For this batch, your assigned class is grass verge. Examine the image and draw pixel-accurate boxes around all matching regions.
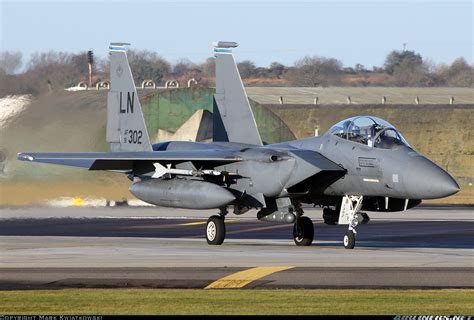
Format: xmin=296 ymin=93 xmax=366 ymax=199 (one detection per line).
xmin=0 ymin=289 xmax=473 ymax=315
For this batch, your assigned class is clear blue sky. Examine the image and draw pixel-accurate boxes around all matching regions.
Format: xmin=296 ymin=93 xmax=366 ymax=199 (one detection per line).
xmin=1 ymin=0 xmax=472 ymax=68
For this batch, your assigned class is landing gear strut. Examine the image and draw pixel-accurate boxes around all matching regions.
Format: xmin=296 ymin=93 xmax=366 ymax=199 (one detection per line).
xmin=338 ymin=195 xmax=363 ymax=249
xmin=206 ymin=208 xmax=227 ymax=245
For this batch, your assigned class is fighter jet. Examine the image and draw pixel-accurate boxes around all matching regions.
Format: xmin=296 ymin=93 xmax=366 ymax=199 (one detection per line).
xmin=18 ymin=41 xmax=460 ymax=249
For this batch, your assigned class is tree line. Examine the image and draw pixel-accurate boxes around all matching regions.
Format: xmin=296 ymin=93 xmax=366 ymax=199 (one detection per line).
xmin=0 ymin=48 xmax=472 ymax=97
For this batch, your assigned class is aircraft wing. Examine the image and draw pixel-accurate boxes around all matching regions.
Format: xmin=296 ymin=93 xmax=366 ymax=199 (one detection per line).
xmin=17 ymin=150 xmax=242 ymax=171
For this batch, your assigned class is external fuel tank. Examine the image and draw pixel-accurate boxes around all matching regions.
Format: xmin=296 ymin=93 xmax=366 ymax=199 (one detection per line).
xmin=129 ymin=179 xmax=236 ymax=209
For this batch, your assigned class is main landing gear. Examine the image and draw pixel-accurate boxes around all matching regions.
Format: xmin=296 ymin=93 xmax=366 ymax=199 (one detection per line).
xmin=293 ymin=216 xmax=314 ymax=246
xmin=205 ymin=204 xmax=316 ymax=247
xmin=292 ymin=205 xmax=314 ymax=246
xmin=206 ymin=208 xmax=227 ymax=245
xmin=206 ymin=215 xmax=225 ymax=245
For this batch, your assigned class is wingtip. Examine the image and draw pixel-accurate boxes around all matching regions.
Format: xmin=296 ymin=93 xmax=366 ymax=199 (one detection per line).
xmin=17 ymin=152 xmax=34 ymax=161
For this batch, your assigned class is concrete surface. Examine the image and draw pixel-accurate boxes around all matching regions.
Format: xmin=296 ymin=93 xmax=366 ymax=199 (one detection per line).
xmin=0 ymin=206 xmax=472 ymax=289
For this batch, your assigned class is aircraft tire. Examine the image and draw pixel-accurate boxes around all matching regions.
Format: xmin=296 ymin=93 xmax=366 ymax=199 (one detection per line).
xmin=293 ymin=216 xmax=314 ymax=246
xmin=343 ymin=230 xmax=356 ymax=249
xmin=206 ymin=215 xmax=225 ymax=245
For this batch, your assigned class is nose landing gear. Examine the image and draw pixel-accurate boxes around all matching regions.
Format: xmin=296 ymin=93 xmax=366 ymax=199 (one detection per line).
xmin=343 ymin=230 xmax=356 ymax=249
xmin=338 ymin=195 xmax=363 ymax=249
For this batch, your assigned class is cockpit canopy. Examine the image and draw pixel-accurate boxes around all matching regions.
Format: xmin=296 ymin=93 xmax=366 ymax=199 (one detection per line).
xmin=327 ymin=116 xmax=409 ymax=149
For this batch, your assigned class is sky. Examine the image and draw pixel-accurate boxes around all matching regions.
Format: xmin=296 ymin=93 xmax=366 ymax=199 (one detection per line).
xmin=1 ymin=0 xmax=472 ymax=68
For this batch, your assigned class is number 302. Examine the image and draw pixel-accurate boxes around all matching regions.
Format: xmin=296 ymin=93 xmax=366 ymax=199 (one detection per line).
xmin=127 ymin=130 xmax=142 ymax=144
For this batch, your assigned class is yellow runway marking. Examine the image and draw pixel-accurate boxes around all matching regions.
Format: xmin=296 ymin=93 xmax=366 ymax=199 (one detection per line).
xmin=179 ymin=221 xmax=207 ymax=226
xmin=205 ymin=266 xmax=294 ymax=289
xmin=179 ymin=219 xmax=239 ymax=226
xmin=72 ymin=197 xmax=85 ymax=207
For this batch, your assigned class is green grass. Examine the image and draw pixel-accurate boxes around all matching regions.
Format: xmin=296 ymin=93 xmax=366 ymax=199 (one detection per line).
xmin=1 ymin=289 xmax=473 ymax=315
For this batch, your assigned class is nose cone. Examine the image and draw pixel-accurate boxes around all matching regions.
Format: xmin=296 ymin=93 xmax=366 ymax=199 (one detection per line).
xmin=404 ymin=155 xmax=460 ymax=199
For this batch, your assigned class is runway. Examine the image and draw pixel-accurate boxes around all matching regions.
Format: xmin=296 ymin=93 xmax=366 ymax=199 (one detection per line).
xmin=0 ymin=206 xmax=473 ymax=289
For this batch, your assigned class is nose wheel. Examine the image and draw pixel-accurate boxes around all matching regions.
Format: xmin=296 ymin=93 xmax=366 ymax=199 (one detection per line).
xmin=206 ymin=215 xmax=225 ymax=245
xmin=343 ymin=230 xmax=356 ymax=249
xmin=293 ymin=216 xmax=314 ymax=246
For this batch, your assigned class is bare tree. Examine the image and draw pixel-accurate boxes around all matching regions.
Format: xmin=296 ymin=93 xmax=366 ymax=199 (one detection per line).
xmin=436 ymin=58 xmax=473 ymax=87
xmin=285 ymin=56 xmax=342 ymax=86
xmin=268 ymin=62 xmax=286 ymax=78
xmin=173 ymin=59 xmax=195 ymax=77
xmin=383 ymin=50 xmax=431 ymax=86
xmin=384 ymin=50 xmax=423 ymax=75
xmin=27 ymin=51 xmax=72 ymax=70
xmin=199 ymin=57 xmax=215 ymax=78
xmin=392 ymin=59 xmax=429 ymax=86
xmin=237 ymin=60 xmax=257 ymax=79
xmin=1 ymin=46 xmax=472 ymax=99
xmin=127 ymin=50 xmax=171 ymax=85
xmin=20 ymin=51 xmax=84 ymax=92
xmin=0 ymin=51 xmax=23 ymax=74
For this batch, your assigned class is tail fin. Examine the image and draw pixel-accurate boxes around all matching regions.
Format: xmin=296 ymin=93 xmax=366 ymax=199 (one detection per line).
xmin=106 ymin=43 xmax=152 ymax=152
xmin=213 ymin=41 xmax=262 ymax=146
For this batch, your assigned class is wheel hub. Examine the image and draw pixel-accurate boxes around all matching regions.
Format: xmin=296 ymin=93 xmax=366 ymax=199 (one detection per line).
xmin=207 ymin=221 xmax=216 ymax=241
xmin=294 ymin=224 xmax=303 ymax=242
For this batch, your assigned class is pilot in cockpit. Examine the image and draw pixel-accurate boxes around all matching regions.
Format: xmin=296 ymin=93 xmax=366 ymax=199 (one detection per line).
xmin=368 ymin=124 xmax=384 ymax=146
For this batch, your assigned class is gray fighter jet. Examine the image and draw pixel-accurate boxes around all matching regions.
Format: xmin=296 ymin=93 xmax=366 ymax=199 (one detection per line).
xmin=18 ymin=42 xmax=460 ymax=249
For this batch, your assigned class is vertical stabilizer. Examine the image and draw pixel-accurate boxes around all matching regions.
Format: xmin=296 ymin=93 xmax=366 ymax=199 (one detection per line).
xmin=106 ymin=43 xmax=152 ymax=152
xmin=213 ymin=41 xmax=262 ymax=146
